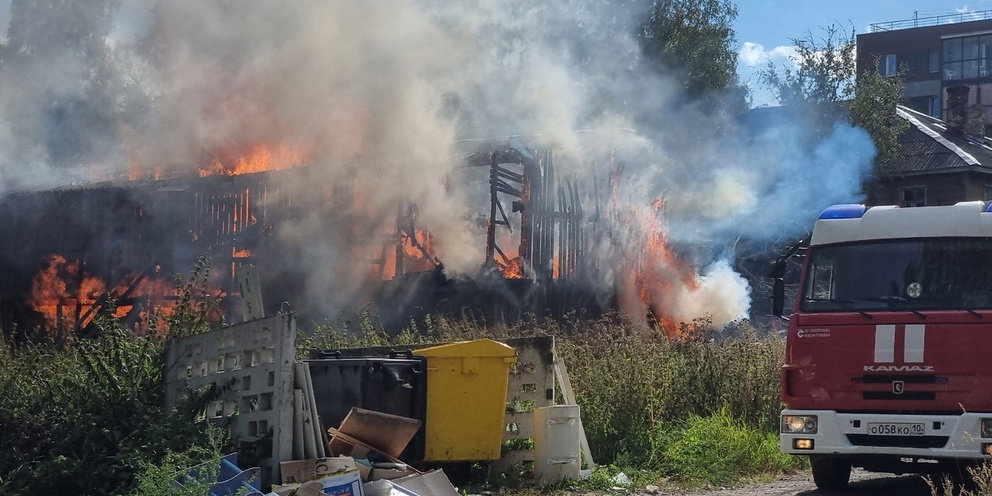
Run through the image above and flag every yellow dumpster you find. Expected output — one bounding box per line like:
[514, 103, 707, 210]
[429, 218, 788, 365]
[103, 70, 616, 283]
[418, 339, 517, 461]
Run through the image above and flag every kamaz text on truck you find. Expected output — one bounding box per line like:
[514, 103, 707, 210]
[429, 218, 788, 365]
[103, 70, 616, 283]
[773, 201, 992, 491]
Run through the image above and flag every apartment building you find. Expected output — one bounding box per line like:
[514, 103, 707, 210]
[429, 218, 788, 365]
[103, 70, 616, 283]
[857, 11, 992, 125]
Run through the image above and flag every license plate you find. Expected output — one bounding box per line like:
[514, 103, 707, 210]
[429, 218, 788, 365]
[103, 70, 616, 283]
[867, 422, 925, 436]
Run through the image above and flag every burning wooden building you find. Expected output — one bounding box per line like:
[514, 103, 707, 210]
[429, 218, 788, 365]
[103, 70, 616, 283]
[0, 143, 618, 340]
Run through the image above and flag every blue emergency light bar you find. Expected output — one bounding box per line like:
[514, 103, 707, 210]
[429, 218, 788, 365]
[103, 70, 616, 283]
[818, 204, 866, 219]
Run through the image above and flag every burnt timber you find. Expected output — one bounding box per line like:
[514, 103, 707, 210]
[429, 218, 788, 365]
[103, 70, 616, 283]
[0, 146, 610, 339]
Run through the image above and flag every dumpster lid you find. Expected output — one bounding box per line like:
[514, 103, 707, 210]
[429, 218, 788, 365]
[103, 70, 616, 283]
[416, 339, 516, 358]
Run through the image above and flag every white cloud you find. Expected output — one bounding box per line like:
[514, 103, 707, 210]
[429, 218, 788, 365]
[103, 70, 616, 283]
[739, 41, 799, 67]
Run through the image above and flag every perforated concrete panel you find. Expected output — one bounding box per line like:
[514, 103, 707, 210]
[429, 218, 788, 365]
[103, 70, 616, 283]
[165, 312, 297, 487]
[497, 336, 557, 470]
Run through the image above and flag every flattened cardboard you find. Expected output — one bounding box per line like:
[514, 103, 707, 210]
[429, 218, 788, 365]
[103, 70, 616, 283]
[361, 480, 421, 496]
[393, 469, 459, 496]
[369, 463, 414, 481]
[327, 428, 405, 466]
[328, 408, 422, 459]
[280, 456, 358, 484]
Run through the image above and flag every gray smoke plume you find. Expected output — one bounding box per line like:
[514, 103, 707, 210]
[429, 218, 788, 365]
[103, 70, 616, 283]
[0, 0, 876, 327]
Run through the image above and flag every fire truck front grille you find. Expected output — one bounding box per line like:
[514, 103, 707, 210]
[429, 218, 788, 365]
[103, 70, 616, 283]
[857, 374, 938, 384]
[863, 391, 936, 401]
[846, 434, 949, 449]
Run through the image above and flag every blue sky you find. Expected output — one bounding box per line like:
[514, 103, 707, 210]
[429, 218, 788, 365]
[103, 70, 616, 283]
[735, 1, 992, 106]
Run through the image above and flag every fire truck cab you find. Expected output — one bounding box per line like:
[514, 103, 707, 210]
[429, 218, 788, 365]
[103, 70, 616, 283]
[776, 201, 992, 490]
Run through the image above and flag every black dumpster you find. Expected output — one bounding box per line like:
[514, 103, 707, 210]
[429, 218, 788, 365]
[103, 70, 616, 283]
[306, 350, 427, 461]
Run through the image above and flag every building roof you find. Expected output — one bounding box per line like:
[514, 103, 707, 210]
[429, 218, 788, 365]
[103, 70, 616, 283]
[868, 10, 992, 33]
[877, 106, 992, 177]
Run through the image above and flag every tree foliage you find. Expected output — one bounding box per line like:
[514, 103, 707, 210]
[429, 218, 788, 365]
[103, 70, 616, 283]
[638, 0, 746, 110]
[850, 60, 909, 166]
[759, 22, 908, 166]
[759, 23, 856, 106]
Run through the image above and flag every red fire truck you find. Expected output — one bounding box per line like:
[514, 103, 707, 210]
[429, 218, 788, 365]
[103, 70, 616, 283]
[773, 201, 992, 490]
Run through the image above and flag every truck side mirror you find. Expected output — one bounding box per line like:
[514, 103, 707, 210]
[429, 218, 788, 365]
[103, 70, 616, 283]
[770, 258, 786, 317]
[773, 277, 785, 317]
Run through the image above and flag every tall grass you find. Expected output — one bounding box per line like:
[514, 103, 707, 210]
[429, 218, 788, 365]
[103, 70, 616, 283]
[1, 294, 797, 492]
[0, 318, 225, 495]
[929, 462, 992, 496]
[306, 311, 800, 484]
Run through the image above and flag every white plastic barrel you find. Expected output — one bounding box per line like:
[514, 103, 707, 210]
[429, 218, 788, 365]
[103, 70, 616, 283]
[533, 405, 581, 484]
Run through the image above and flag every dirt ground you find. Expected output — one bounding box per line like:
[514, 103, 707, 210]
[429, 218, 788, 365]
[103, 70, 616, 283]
[633, 468, 935, 496]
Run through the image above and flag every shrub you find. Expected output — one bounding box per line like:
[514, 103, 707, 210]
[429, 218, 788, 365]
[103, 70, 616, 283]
[552, 315, 785, 465]
[0, 261, 226, 495]
[657, 408, 805, 486]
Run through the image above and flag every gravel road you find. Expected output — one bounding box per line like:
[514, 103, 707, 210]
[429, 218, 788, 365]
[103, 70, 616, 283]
[639, 468, 935, 496]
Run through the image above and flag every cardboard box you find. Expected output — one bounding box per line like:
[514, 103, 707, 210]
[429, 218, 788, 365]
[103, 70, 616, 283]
[280, 456, 358, 484]
[315, 467, 364, 496]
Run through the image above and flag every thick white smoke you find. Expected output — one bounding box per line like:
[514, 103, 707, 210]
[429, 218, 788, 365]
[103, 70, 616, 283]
[0, 0, 876, 328]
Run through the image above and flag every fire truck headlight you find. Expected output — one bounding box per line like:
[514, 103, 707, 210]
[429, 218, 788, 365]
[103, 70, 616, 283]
[981, 418, 992, 438]
[782, 415, 817, 434]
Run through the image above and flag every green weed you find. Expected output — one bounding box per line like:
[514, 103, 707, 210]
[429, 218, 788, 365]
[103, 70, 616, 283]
[0, 261, 226, 495]
[656, 408, 806, 486]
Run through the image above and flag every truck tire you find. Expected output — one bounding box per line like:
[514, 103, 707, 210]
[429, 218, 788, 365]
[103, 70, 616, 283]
[811, 456, 850, 491]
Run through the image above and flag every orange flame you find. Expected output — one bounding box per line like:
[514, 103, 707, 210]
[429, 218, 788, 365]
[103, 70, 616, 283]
[29, 255, 106, 332]
[501, 257, 526, 279]
[199, 142, 308, 177]
[378, 229, 440, 280]
[620, 198, 702, 338]
[233, 247, 252, 258]
[29, 255, 182, 336]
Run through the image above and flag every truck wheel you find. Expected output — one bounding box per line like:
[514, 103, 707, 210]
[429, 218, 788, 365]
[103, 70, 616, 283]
[811, 456, 850, 491]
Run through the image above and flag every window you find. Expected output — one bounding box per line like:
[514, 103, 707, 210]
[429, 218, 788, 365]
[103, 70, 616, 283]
[800, 238, 992, 312]
[984, 185, 992, 200]
[943, 34, 992, 79]
[881, 54, 897, 77]
[929, 96, 941, 118]
[945, 38, 963, 79]
[901, 186, 926, 207]
[930, 49, 939, 73]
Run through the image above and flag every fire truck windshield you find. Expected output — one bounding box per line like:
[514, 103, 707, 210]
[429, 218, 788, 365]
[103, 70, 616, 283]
[801, 237, 992, 312]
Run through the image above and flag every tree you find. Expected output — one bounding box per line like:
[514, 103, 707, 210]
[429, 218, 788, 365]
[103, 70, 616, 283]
[638, 0, 747, 111]
[760, 23, 907, 166]
[759, 23, 856, 106]
[849, 60, 908, 166]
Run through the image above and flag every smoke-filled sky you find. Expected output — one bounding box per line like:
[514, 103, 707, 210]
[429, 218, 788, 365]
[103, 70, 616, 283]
[0, 0, 877, 327]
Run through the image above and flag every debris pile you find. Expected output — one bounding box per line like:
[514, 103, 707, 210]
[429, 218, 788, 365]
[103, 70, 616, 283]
[165, 313, 593, 494]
